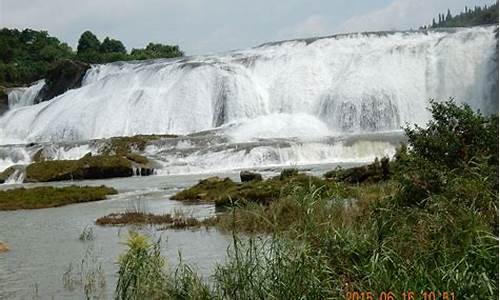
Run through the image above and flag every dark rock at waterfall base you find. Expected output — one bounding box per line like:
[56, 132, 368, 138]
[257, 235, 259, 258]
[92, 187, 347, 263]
[324, 157, 391, 184]
[240, 170, 263, 182]
[35, 59, 90, 103]
[0, 87, 9, 115]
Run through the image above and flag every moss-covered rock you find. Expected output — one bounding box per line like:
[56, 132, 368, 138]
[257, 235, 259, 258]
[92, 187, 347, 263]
[100, 134, 177, 156]
[324, 157, 391, 184]
[0, 166, 18, 183]
[126, 153, 149, 164]
[172, 177, 240, 203]
[24, 153, 153, 183]
[0, 185, 117, 210]
[172, 171, 329, 207]
[240, 170, 263, 182]
[32, 148, 47, 163]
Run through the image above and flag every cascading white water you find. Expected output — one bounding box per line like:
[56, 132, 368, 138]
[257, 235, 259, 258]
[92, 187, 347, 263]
[0, 26, 496, 177]
[0, 26, 497, 144]
[6, 80, 45, 109]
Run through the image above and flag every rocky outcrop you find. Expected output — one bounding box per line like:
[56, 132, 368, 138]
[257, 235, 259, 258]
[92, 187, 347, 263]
[240, 170, 263, 182]
[35, 60, 90, 103]
[0, 86, 9, 115]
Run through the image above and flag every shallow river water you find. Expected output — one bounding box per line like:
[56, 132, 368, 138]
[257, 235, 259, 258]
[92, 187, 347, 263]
[0, 173, 241, 300]
[0, 163, 354, 299]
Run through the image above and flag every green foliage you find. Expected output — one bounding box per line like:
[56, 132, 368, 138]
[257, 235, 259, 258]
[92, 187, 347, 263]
[424, 2, 498, 29]
[0, 28, 73, 85]
[99, 37, 126, 54]
[395, 99, 498, 205]
[0, 28, 184, 86]
[77, 31, 101, 54]
[116, 232, 211, 300]
[214, 237, 336, 299]
[0, 185, 117, 210]
[131, 43, 183, 60]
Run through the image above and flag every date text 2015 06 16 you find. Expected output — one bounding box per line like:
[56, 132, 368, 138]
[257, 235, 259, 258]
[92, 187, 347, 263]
[345, 291, 456, 300]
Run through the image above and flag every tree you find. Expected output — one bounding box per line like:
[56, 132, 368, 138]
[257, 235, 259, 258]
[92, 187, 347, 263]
[446, 9, 452, 21]
[77, 31, 101, 54]
[100, 37, 126, 54]
[131, 42, 183, 60]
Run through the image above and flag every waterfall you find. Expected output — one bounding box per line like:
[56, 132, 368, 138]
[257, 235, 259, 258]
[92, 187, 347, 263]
[0, 26, 496, 175]
[0, 26, 497, 144]
[7, 80, 45, 109]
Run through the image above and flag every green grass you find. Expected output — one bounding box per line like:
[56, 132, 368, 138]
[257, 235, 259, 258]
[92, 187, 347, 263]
[0, 185, 117, 210]
[115, 175, 498, 299]
[95, 211, 217, 229]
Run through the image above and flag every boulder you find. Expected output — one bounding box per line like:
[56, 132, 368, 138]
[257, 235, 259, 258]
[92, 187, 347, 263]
[35, 59, 90, 103]
[240, 170, 263, 182]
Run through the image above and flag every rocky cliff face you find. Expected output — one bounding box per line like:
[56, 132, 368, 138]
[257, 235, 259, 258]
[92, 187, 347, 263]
[34, 60, 90, 103]
[0, 87, 8, 115]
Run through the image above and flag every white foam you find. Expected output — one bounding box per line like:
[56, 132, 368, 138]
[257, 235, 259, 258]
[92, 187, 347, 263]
[152, 139, 397, 176]
[226, 113, 332, 142]
[7, 80, 45, 109]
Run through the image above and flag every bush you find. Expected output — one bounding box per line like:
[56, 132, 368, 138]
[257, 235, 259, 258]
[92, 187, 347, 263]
[394, 99, 498, 206]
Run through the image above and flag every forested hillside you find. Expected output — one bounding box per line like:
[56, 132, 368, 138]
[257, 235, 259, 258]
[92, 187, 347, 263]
[0, 29, 183, 86]
[423, 2, 498, 29]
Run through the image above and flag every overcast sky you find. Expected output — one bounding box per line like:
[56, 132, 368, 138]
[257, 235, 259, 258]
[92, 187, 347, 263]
[0, 0, 495, 55]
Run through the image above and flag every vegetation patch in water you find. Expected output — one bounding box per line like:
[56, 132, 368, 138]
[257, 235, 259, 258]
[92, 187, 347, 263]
[171, 170, 333, 207]
[96, 211, 217, 229]
[0, 185, 117, 210]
